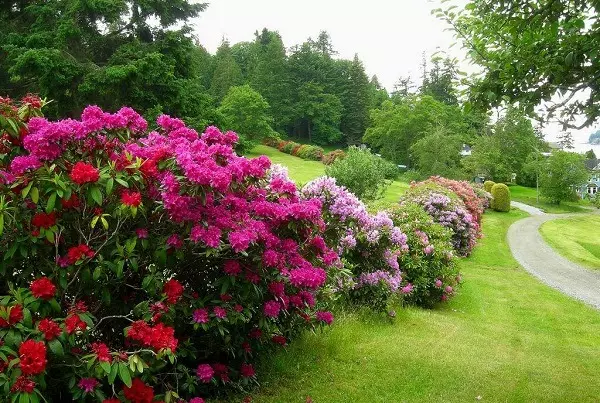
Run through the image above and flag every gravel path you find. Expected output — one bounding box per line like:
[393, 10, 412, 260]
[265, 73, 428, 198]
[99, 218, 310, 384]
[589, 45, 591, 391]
[508, 202, 600, 309]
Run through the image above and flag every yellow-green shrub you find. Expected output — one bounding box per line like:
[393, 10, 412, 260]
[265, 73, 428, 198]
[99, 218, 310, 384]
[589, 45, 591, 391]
[491, 183, 511, 212]
[484, 180, 495, 193]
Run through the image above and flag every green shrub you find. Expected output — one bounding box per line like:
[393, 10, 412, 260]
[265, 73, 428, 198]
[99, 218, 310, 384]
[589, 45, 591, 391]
[491, 183, 511, 212]
[388, 203, 460, 307]
[297, 144, 324, 161]
[282, 140, 298, 154]
[484, 180, 495, 193]
[325, 146, 392, 201]
[322, 149, 346, 165]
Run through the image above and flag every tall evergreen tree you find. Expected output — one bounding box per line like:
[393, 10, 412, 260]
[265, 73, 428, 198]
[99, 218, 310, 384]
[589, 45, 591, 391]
[340, 54, 372, 145]
[249, 29, 292, 132]
[369, 75, 389, 110]
[210, 39, 243, 102]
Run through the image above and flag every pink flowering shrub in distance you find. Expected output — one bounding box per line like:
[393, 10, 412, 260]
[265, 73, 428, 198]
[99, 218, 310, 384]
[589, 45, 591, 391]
[425, 176, 488, 225]
[401, 182, 480, 257]
[0, 100, 338, 402]
[302, 177, 410, 312]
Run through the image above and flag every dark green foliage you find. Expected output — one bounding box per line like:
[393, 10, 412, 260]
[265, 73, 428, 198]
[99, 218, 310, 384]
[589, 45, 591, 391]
[340, 55, 372, 145]
[585, 149, 597, 160]
[483, 180, 495, 193]
[540, 151, 588, 204]
[491, 183, 511, 212]
[325, 146, 393, 201]
[1, 0, 208, 119]
[210, 40, 243, 102]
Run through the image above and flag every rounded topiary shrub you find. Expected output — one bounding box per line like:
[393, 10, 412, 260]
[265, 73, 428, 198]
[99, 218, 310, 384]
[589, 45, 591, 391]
[491, 183, 511, 212]
[0, 101, 339, 402]
[483, 180, 495, 193]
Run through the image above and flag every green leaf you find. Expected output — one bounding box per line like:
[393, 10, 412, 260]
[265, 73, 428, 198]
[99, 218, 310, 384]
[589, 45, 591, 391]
[30, 187, 39, 204]
[115, 178, 129, 188]
[106, 178, 114, 195]
[48, 339, 64, 357]
[0, 215, 4, 237]
[21, 182, 33, 199]
[108, 363, 118, 384]
[90, 187, 103, 206]
[91, 216, 99, 229]
[101, 217, 109, 230]
[118, 363, 132, 387]
[45, 230, 54, 243]
[45, 193, 56, 214]
[100, 361, 111, 374]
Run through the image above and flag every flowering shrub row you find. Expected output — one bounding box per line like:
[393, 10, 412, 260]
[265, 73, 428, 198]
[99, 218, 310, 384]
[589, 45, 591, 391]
[0, 100, 339, 402]
[302, 177, 411, 312]
[263, 138, 324, 161]
[321, 149, 346, 165]
[400, 182, 481, 257]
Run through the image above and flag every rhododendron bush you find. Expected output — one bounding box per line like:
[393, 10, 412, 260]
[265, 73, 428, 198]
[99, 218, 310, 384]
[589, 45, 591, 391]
[0, 99, 338, 401]
[400, 182, 481, 257]
[302, 177, 410, 312]
[388, 204, 460, 307]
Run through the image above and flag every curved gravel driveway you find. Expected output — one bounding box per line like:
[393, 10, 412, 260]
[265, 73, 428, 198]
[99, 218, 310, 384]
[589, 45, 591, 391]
[507, 201, 600, 309]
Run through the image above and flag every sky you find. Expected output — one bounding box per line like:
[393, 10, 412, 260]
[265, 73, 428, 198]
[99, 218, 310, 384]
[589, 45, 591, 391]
[191, 0, 598, 148]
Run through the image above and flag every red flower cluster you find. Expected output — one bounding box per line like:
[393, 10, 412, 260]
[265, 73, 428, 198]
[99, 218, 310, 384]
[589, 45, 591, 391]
[19, 339, 47, 376]
[123, 378, 154, 403]
[127, 321, 178, 352]
[31, 212, 57, 229]
[121, 190, 142, 207]
[65, 314, 87, 334]
[69, 162, 99, 185]
[10, 376, 35, 394]
[0, 304, 23, 328]
[162, 279, 183, 304]
[30, 277, 56, 300]
[38, 318, 61, 340]
[65, 244, 95, 265]
[61, 194, 81, 209]
[91, 342, 111, 362]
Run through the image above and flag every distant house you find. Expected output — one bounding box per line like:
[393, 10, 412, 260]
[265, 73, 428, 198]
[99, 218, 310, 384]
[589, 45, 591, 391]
[460, 144, 472, 157]
[577, 158, 600, 198]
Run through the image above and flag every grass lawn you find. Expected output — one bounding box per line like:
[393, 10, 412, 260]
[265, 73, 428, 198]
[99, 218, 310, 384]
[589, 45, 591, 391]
[540, 215, 600, 269]
[509, 184, 589, 213]
[240, 210, 600, 402]
[246, 145, 409, 204]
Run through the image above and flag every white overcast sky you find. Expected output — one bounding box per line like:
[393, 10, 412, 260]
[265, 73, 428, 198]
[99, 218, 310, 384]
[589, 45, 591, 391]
[192, 0, 597, 148]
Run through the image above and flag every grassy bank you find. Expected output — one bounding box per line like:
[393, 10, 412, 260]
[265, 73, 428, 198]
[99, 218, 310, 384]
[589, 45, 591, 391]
[540, 215, 600, 269]
[246, 145, 409, 204]
[509, 184, 589, 213]
[241, 210, 600, 402]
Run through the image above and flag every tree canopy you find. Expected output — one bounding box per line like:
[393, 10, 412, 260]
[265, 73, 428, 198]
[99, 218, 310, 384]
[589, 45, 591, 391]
[439, 0, 600, 129]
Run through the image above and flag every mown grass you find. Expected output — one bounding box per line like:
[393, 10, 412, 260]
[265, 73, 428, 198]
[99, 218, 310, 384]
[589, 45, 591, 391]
[540, 214, 600, 269]
[246, 145, 408, 204]
[509, 184, 589, 213]
[239, 210, 600, 402]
